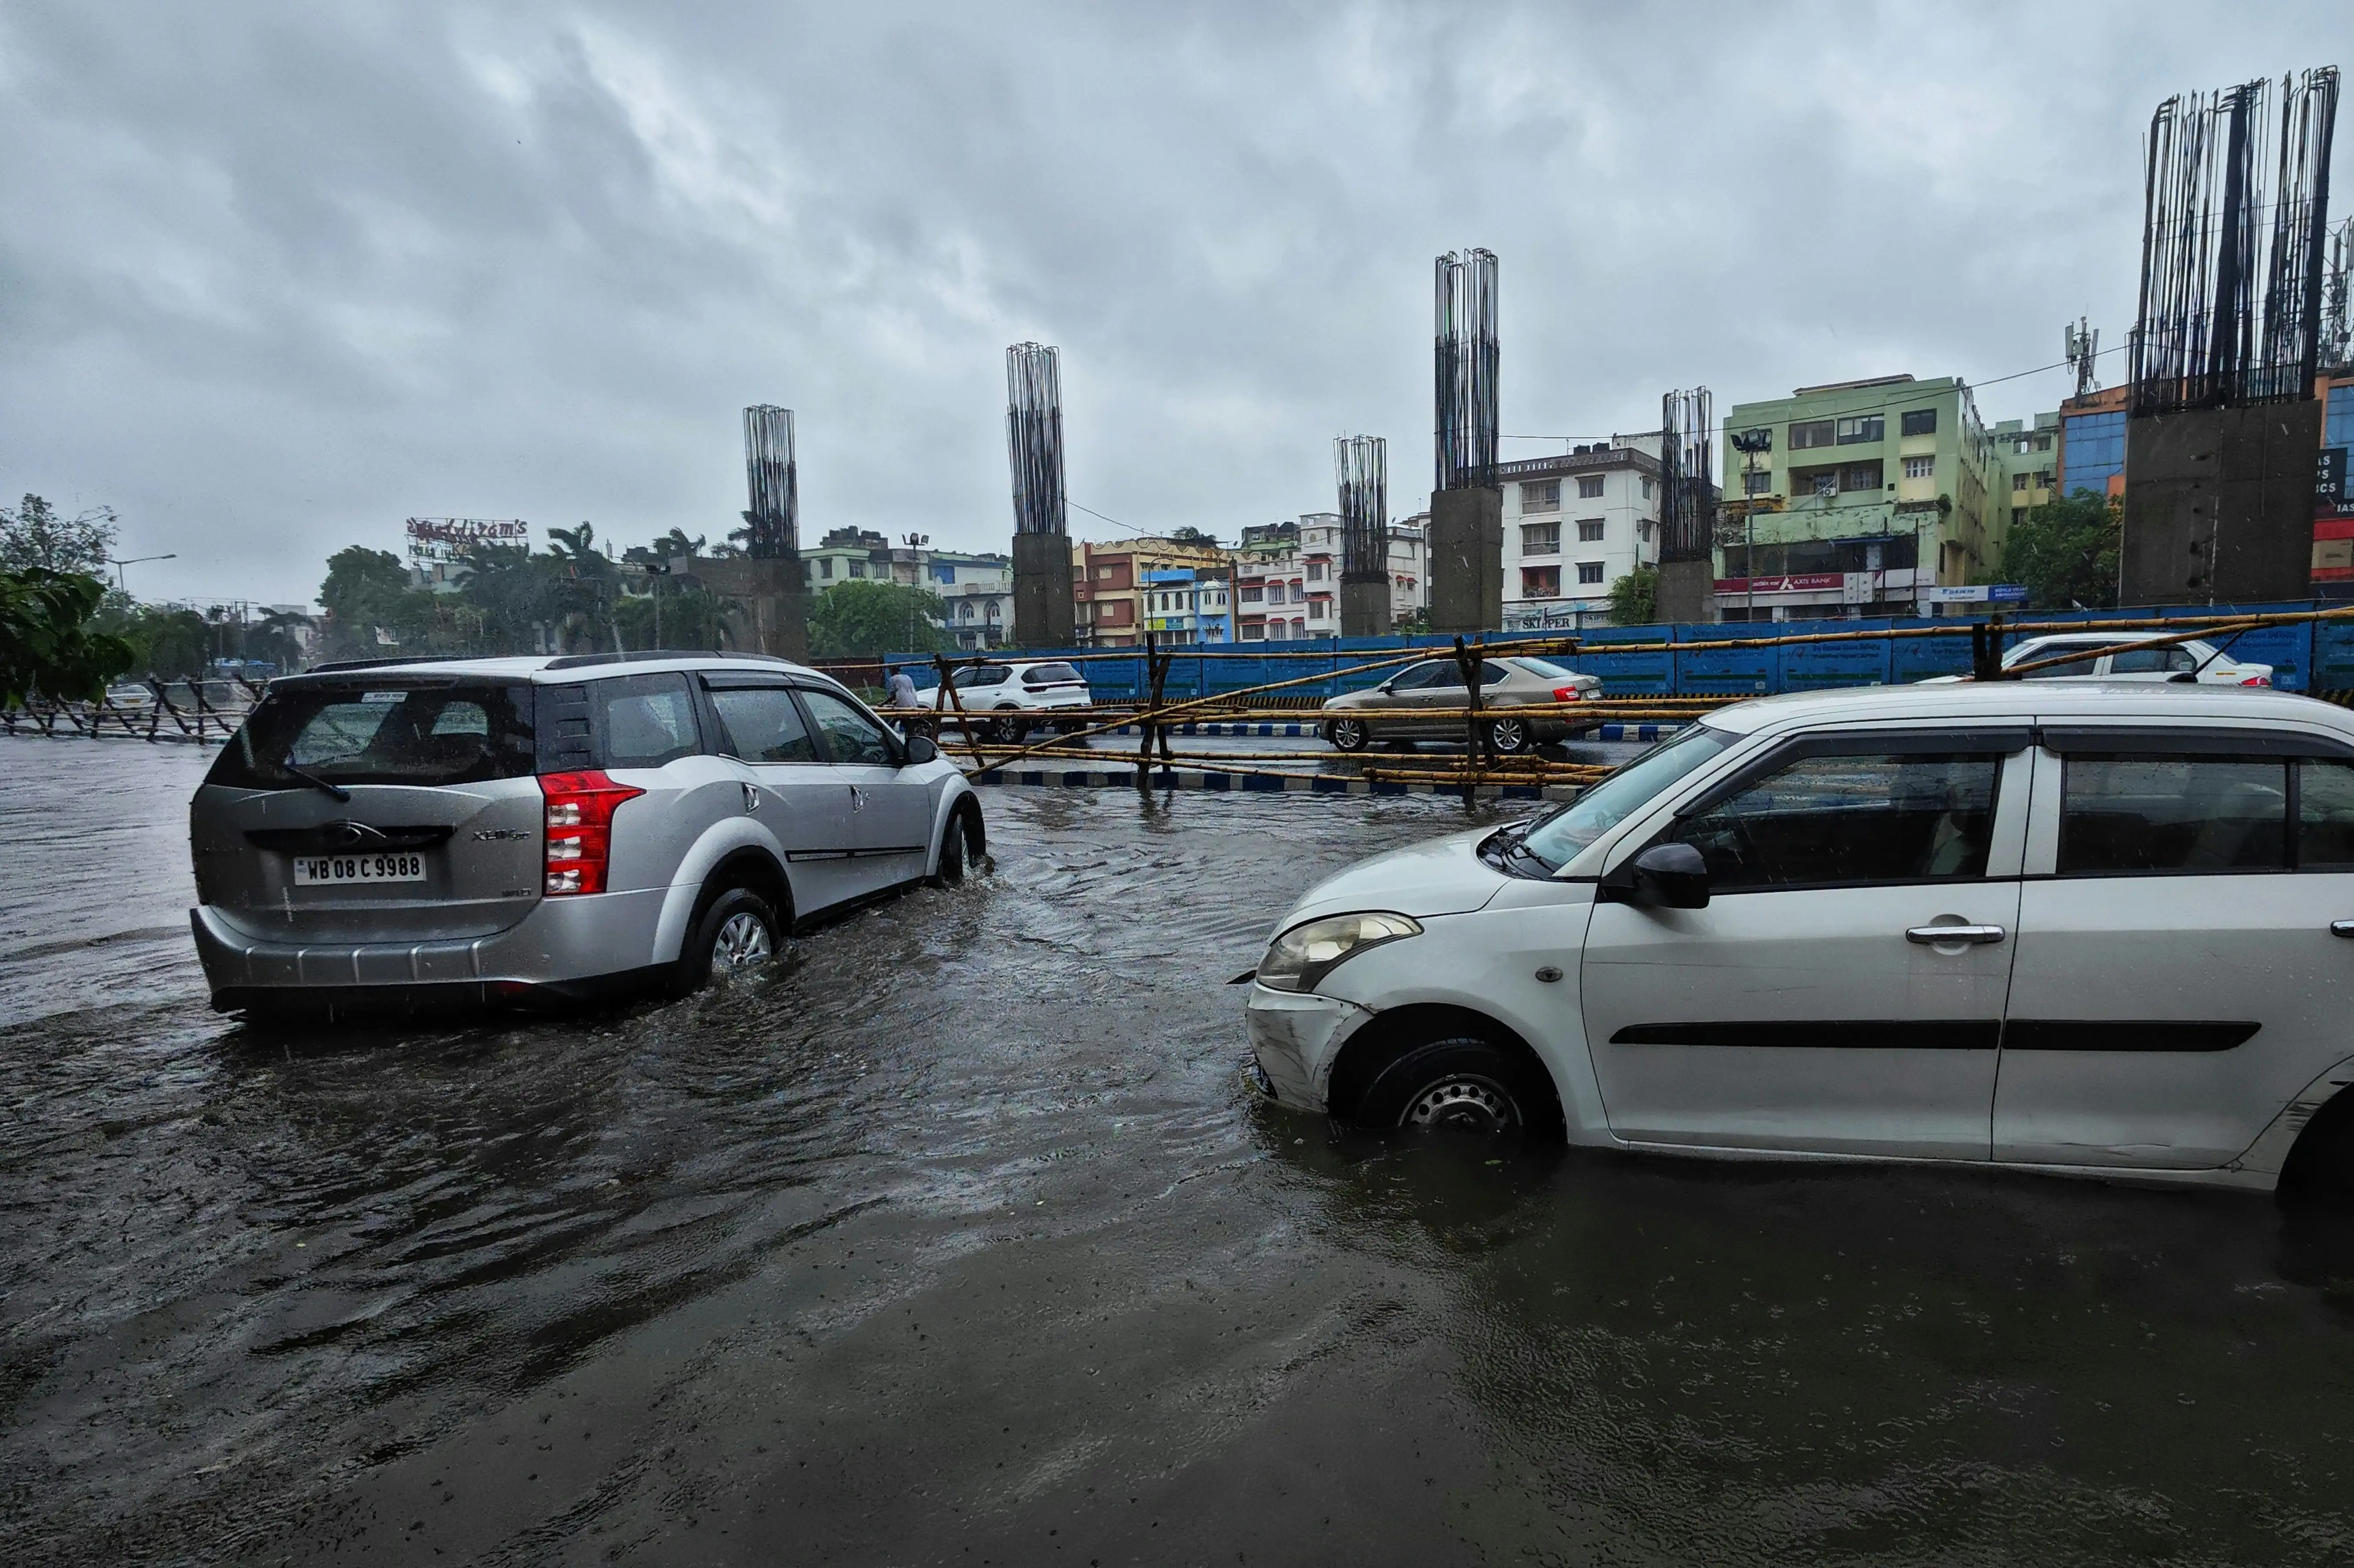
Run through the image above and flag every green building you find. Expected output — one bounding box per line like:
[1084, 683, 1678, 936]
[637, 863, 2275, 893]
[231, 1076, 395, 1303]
[1717, 374, 2006, 620]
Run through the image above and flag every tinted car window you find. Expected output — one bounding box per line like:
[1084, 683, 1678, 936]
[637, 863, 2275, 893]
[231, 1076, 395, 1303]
[2108, 646, 2196, 674]
[1665, 751, 2004, 891]
[2017, 647, 2102, 679]
[1387, 662, 1445, 691]
[1021, 663, 1083, 685]
[2302, 760, 2354, 869]
[207, 683, 534, 789]
[2058, 756, 2287, 874]
[800, 689, 896, 765]
[596, 673, 700, 769]
[953, 666, 1009, 689]
[708, 686, 819, 762]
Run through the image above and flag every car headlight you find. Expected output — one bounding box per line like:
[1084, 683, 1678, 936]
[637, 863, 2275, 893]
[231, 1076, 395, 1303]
[1255, 912, 1422, 993]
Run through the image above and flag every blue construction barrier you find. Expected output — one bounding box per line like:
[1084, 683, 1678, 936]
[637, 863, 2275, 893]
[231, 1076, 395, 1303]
[889, 601, 2335, 702]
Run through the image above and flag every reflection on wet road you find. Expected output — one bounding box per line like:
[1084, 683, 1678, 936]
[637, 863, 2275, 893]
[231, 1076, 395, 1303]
[6, 735, 2354, 1565]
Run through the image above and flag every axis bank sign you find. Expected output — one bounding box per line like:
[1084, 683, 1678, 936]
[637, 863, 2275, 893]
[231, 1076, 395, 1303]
[1711, 573, 1845, 595]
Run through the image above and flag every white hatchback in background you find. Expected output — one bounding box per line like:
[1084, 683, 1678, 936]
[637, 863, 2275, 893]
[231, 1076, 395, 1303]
[1243, 680, 2354, 1197]
[925, 660, 1094, 742]
[1922, 632, 2274, 686]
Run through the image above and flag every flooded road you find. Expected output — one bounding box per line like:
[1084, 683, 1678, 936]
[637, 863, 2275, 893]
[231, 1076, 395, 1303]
[7, 734, 2354, 1565]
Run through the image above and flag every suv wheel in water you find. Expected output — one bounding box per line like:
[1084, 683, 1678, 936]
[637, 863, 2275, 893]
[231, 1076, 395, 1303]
[990, 711, 1027, 745]
[680, 886, 780, 992]
[1328, 717, 1368, 752]
[1355, 1035, 1537, 1134]
[930, 802, 984, 887]
[1487, 717, 1531, 755]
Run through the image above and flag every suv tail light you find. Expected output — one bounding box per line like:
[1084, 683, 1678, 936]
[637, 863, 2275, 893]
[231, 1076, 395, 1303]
[1551, 686, 1585, 702]
[539, 771, 644, 895]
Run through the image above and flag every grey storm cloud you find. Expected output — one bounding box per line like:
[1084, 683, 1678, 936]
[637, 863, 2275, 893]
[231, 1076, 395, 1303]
[0, 0, 2347, 604]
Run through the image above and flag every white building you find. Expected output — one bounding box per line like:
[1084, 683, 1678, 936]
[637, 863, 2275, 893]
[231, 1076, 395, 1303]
[1236, 514, 1428, 640]
[1498, 440, 1663, 631]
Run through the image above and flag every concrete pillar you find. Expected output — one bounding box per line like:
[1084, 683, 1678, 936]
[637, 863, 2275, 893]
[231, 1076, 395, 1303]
[2121, 401, 2321, 605]
[1427, 487, 1503, 633]
[1340, 577, 1391, 638]
[1012, 532, 1075, 650]
[1653, 559, 1714, 626]
[690, 555, 807, 660]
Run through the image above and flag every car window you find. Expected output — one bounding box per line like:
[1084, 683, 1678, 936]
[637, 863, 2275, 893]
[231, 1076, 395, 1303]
[212, 683, 535, 789]
[1478, 661, 1509, 685]
[2302, 761, 2354, 869]
[596, 674, 701, 768]
[1387, 662, 1443, 691]
[2107, 646, 2196, 674]
[2058, 755, 2287, 874]
[800, 688, 897, 765]
[2013, 643, 2102, 679]
[1663, 749, 2006, 892]
[1022, 663, 1083, 685]
[708, 686, 820, 763]
[1515, 657, 1579, 681]
[1516, 723, 1737, 868]
[953, 666, 1008, 689]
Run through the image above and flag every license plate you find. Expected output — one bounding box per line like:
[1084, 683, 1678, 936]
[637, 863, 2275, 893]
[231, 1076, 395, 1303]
[292, 852, 428, 885]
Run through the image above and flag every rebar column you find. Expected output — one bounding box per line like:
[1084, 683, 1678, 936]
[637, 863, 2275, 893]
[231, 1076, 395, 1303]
[1429, 249, 1502, 634]
[739, 405, 808, 659]
[1337, 435, 1391, 637]
[1006, 343, 1075, 649]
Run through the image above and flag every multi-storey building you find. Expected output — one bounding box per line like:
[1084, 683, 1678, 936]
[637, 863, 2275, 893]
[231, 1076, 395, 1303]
[803, 527, 890, 589]
[1234, 524, 1307, 641]
[1235, 515, 1427, 639]
[1993, 414, 2061, 534]
[1072, 537, 1226, 648]
[1717, 374, 2004, 621]
[1137, 567, 1234, 645]
[1498, 441, 1664, 631]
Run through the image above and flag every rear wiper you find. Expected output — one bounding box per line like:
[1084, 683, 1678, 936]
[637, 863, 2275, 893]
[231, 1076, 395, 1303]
[274, 762, 351, 803]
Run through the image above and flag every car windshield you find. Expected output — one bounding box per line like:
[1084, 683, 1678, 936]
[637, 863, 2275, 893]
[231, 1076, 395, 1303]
[1514, 722, 1738, 871]
[207, 681, 537, 789]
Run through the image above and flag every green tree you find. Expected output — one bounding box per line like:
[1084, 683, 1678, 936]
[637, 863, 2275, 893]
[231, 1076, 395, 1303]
[1607, 565, 1659, 626]
[1, 494, 119, 574]
[319, 545, 437, 657]
[807, 579, 951, 657]
[1166, 526, 1221, 548]
[1, 568, 135, 705]
[1997, 492, 2120, 609]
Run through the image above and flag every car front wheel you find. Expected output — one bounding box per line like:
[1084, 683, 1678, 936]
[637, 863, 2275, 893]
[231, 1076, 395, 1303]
[1354, 1036, 1538, 1134]
[1328, 717, 1369, 752]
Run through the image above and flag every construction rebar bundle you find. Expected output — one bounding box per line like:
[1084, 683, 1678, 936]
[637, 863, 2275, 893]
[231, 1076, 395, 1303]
[740, 405, 799, 559]
[2325, 216, 2354, 374]
[1337, 436, 1389, 582]
[2132, 69, 2340, 414]
[1005, 343, 1068, 537]
[1658, 388, 1715, 565]
[1433, 249, 1499, 493]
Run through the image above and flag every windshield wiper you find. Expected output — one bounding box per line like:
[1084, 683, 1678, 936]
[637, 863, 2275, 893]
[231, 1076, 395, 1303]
[274, 762, 351, 803]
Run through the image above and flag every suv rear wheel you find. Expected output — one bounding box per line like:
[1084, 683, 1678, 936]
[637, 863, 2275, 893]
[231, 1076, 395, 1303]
[679, 886, 781, 993]
[930, 800, 984, 886]
[990, 711, 1027, 744]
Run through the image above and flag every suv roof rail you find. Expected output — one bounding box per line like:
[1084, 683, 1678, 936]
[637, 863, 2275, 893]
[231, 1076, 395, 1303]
[303, 654, 490, 674]
[541, 650, 791, 671]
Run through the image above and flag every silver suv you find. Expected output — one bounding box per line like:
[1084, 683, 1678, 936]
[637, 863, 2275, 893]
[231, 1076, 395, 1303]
[188, 652, 983, 1019]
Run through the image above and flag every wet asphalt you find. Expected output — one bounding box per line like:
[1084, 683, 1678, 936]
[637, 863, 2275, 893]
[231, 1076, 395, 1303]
[7, 735, 2354, 1566]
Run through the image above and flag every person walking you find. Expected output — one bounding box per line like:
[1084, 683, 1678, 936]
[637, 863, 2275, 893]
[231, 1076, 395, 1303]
[884, 666, 928, 737]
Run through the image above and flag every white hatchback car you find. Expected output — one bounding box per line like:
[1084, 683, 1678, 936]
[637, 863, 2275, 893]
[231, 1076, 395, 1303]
[1923, 631, 2274, 686]
[1245, 682, 2354, 1194]
[925, 660, 1093, 742]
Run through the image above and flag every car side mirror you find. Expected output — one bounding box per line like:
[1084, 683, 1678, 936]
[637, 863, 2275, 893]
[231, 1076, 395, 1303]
[1628, 843, 1709, 909]
[901, 734, 938, 765]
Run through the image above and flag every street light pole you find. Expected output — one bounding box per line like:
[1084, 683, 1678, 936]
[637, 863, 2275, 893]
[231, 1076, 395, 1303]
[105, 552, 176, 595]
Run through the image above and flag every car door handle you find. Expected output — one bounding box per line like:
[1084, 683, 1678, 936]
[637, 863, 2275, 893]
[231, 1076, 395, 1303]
[2332, 920, 2354, 938]
[1905, 924, 2006, 946]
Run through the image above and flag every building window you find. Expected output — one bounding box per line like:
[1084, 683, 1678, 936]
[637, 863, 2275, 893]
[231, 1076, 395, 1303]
[1577, 475, 1606, 499]
[2034, 434, 2053, 451]
[1812, 473, 1839, 497]
[1306, 561, 1325, 581]
[1520, 521, 1561, 555]
[1576, 561, 1606, 585]
[2038, 469, 2055, 490]
[1641, 477, 1654, 499]
[820, 558, 834, 579]
[1836, 415, 1885, 444]
[1097, 565, 1114, 580]
[2013, 471, 2030, 493]
[1521, 565, 1561, 599]
[849, 561, 866, 577]
[1521, 480, 1561, 513]
[1900, 408, 1938, 437]
[1308, 600, 1327, 620]
[1790, 419, 1836, 449]
[1291, 583, 1306, 602]
[1842, 462, 1884, 491]
[1577, 519, 1606, 543]
[1744, 470, 1774, 494]
[2012, 507, 2026, 527]
[1903, 455, 1935, 479]
[1240, 585, 1262, 602]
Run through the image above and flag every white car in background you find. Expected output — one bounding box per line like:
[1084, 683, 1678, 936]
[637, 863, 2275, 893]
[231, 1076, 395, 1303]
[1923, 632, 2273, 686]
[925, 660, 1094, 742]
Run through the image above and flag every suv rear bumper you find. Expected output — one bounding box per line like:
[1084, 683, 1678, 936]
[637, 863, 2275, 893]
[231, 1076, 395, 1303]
[190, 887, 670, 1012]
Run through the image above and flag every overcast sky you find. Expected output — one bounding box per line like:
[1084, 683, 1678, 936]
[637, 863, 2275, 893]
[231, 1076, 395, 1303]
[3, 2, 2350, 605]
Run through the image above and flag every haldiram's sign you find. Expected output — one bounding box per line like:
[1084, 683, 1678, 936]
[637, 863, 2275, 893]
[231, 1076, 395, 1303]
[404, 517, 531, 562]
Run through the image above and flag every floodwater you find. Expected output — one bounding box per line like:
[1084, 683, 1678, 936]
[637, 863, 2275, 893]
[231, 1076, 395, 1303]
[7, 735, 2354, 1566]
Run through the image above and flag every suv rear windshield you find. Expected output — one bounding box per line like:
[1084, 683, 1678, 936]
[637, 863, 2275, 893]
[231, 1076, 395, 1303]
[207, 682, 536, 790]
[1022, 663, 1084, 686]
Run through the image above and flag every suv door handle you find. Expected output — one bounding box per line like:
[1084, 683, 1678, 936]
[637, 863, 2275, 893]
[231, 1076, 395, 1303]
[2332, 920, 2354, 938]
[1906, 924, 2006, 946]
